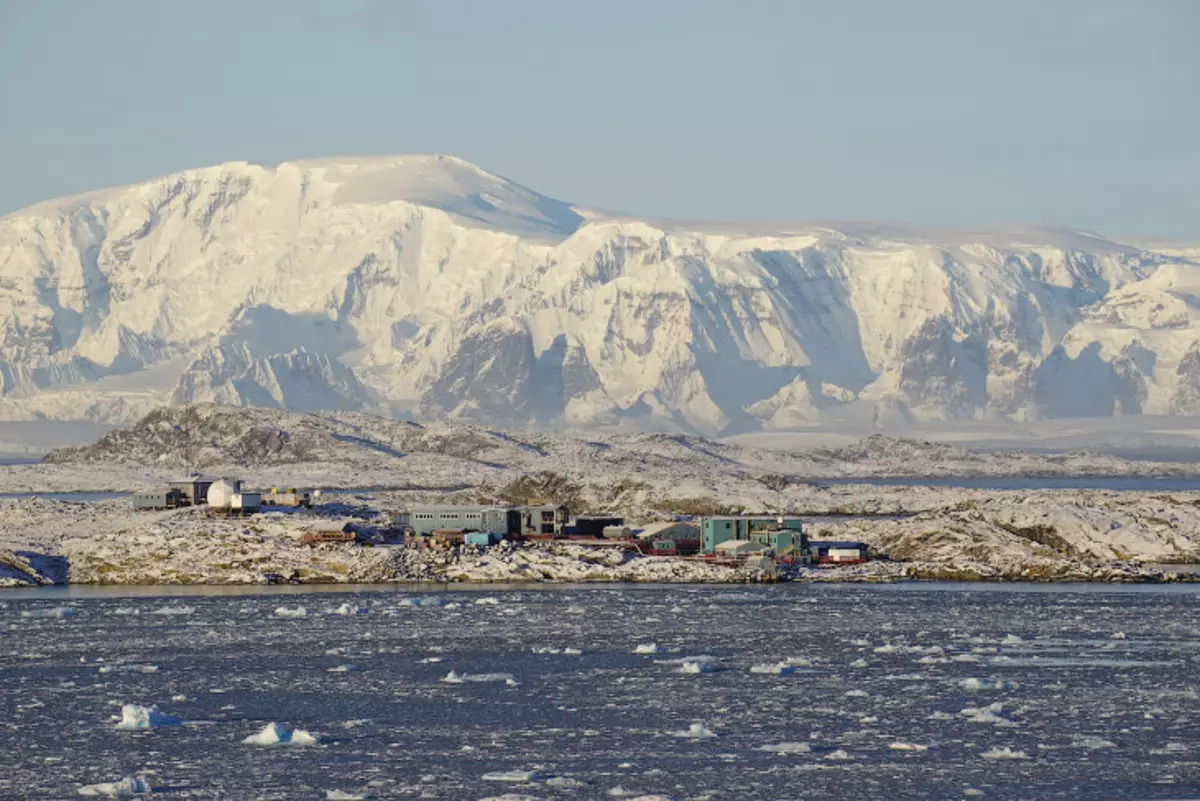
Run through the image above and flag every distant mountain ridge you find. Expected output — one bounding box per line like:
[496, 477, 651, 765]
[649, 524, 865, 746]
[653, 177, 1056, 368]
[2, 154, 1199, 433]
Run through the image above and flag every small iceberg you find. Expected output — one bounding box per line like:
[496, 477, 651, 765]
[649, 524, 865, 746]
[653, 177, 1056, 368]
[889, 742, 929, 751]
[21, 606, 77, 619]
[441, 670, 518, 686]
[77, 775, 151, 797]
[150, 605, 194, 616]
[672, 721, 717, 739]
[959, 677, 1019, 692]
[633, 643, 660, 654]
[481, 769, 545, 782]
[758, 742, 810, 754]
[959, 702, 1017, 726]
[397, 596, 445, 608]
[980, 746, 1027, 760]
[273, 606, 308, 618]
[115, 704, 181, 730]
[98, 664, 158, 675]
[332, 603, 368, 616]
[243, 722, 319, 746]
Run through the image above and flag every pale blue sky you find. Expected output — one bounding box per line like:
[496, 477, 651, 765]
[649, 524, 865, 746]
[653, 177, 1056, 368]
[1, 1, 1197, 238]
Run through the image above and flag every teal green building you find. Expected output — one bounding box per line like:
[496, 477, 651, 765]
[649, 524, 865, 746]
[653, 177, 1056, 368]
[700, 516, 805, 555]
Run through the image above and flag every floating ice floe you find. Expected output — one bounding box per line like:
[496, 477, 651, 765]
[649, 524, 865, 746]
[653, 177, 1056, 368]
[960, 702, 1017, 726]
[418, 656, 443, 663]
[77, 775, 151, 797]
[1070, 735, 1117, 750]
[531, 646, 583, 655]
[758, 742, 811, 754]
[655, 655, 720, 674]
[243, 722, 319, 746]
[1000, 634, 1024, 646]
[332, 603, 368, 616]
[21, 606, 77, 619]
[633, 643, 660, 654]
[850, 658, 868, 668]
[273, 606, 308, 618]
[98, 664, 158, 675]
[327, 664, 359, 673]
[1111, 631, 1127, 640]
[397, 597, 445, 608]
[115, 704, 181, 730]
[481, 770, 546, 782]
[844, 689, 869, 698]
[959, 677, 1019, 692]
[889, 742, 929, 751]
[150, 605, 194, 616]
[749, 657, 811, 675]
[475, 597, 500, 605]
[672, 721, 717, 739]
[824, 749, 853, 760]
[980, 746, 1028, 760]
[325, 791, 367, 801]
[442, 670, 518, 686]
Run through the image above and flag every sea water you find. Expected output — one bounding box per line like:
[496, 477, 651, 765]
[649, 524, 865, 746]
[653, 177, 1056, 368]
[2, 583, 1199, 799]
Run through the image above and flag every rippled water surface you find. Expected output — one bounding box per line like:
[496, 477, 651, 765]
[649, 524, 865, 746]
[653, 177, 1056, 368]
[3, 584, 1200, 799]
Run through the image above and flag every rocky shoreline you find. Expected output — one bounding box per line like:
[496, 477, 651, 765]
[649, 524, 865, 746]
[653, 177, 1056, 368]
[2, 490, 1199, 589]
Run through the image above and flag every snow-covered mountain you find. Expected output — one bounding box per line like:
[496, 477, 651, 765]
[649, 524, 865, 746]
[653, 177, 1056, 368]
[1, 154, 1198, 434]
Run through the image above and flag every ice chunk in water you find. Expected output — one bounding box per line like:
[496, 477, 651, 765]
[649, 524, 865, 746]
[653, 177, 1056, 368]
[332, 603, 367, 616]
[959, 677, 1019, 692]
[150, 605, 194, 616]
[758, 742, 811, 754]
[115, 704, 181, 730]
[242, 722, 318, 746]
[959, 702, 1016, 726]
[672, 721, 717, 738]
[273, 606, 308, 618]
[481, 770, 544, 782]
[980, 746, 1028, 760]
[889, 742, 929, 751]
[441, 670, 518, 686]
[633, 643, 660, 654]
[77, 775, 150, 797]
[21, 606, 77, 619]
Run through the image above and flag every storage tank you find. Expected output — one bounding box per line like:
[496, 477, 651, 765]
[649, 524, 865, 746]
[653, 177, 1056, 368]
[206, 479, 239, 509]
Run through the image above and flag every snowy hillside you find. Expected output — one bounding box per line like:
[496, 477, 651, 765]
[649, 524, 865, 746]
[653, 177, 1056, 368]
[2, 155, 1198, 433]
[25, 405, 1199, 505]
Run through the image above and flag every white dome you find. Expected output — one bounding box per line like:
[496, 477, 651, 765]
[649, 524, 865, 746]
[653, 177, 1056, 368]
[206, 479, 239, 508]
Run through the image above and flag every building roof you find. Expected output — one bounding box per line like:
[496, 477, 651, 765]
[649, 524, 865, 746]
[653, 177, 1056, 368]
[636, 521, 700, 539]
[704, 515, 803, 522]
[410, 504, 509, 513]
